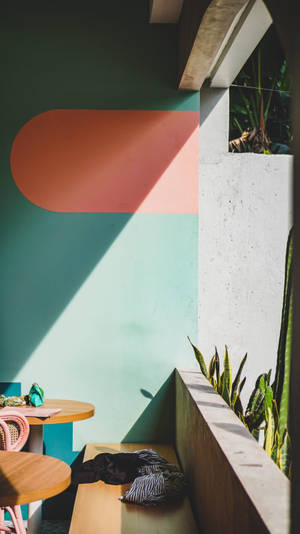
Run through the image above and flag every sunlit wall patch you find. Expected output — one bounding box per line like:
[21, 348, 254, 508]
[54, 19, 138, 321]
[10, 109, 199, 214]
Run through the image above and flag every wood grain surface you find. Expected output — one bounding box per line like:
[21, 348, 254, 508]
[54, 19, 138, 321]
[0, 451, 71, 506]
[69, 443, 199, 534]
[23, 399, 94, 425]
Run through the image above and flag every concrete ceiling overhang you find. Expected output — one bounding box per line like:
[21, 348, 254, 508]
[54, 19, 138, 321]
[150, 0, 272, 91]
[149, 0, 184, 23]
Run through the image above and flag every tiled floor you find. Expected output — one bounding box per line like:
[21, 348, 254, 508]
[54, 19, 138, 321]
[5, 520, 70, 533]
[41, 520, 70, 533]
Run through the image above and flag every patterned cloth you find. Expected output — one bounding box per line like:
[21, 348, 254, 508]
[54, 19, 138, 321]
[72, 448, 167, 485]
[120, 469, 187, 506]
[72, 448, 187, 506]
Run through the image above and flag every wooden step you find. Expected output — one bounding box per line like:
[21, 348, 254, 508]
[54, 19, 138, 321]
[69, 443, 199, 534]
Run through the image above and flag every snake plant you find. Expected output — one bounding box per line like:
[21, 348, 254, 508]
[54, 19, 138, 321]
[188, 339, 247, 422]
[189, 338, 292, 476]
[264, 394, 291, 477]
[272, 227, 293, 439]
[244, 371, 272, 439]
[263, 227, 293, 477]
[189, 228, 293, 477]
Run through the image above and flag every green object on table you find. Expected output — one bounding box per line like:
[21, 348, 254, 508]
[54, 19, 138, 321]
[29, 383, 44, 407]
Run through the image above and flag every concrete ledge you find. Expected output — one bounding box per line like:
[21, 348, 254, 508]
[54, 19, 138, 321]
[175, 369, 290, 534]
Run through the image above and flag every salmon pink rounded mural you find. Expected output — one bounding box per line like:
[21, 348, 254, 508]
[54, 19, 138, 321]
[10, 109, 199, 213]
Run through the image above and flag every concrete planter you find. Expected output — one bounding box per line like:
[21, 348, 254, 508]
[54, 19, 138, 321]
[175, 368, 290, 534]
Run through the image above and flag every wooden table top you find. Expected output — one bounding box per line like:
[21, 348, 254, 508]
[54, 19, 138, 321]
[0, 451, 71, 506]
[24, 399, 95, 425]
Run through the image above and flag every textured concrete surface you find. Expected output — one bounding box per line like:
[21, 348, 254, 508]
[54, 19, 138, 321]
[175, 369, 290, 534]
[198, 88, 293, 403]
[210, 0, 272, 87]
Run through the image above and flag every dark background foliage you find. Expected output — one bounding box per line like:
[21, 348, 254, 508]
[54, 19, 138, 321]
[229, 25, 292, 154]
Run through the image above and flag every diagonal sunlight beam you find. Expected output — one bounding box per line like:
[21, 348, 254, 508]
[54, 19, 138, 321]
[12, 131, 199, 448]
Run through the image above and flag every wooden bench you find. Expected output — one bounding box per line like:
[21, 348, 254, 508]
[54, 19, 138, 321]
[69, 443, 199, 533]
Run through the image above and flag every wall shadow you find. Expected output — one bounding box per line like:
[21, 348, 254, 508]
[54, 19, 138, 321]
[0, 2, 198, 382]
[0, 211, 131, 379]
[122, 373, 175, 444]
[42, 448, 85, 520]
[0, 467, 19, 508]
[200, 88, 227, 126]
[213, 422, 254, 440]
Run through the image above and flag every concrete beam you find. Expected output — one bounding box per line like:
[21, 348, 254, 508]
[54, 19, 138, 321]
[178, 0, 272, 91]
[149, 0, 184, 23]
[178, 0, 249, 90]
[210, 0, 272, 87]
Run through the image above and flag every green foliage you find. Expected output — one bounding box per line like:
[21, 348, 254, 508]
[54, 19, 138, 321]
[279, 430, 292, 477]
[187, 337, 208, 378]
[189, 340, 291, 477]
[272, 228, 293, 439]
[231, 353, 247, 406]
[189, 230, 293, 478]
[244, 372, 272, 437]
[264, 406, 275, 457]
[229, 25, 292, 154]
[188, 340, 248, 421]
[263, 393, 291, 478]
[263, 227, 293, 477]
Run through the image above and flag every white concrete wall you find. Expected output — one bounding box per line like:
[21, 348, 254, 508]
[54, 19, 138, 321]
[198, 88, 293, 403]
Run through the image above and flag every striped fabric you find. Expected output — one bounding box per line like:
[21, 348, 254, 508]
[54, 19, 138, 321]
[119, 450, 187, 506]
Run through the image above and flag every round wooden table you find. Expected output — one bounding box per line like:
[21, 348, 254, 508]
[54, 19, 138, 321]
[23, 399, 94, 534]
[26, 399, 95, 426]
[0, 450, 71, 506]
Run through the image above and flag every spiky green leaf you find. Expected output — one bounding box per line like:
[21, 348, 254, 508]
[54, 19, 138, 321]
[231, 353, 247, 404]
[259, 374, 267, 394]
[218, 372, 224, 395]
[208, 354, 216, 382]
[246, 373, 266, 413]
[233, 375, 246, 412]
[223, 345, 232, 395]
[271, 430, 281, 464]
[222, 381, 230, 406]
[233, 393, 244, 418]
[210, 378, 217, 391]
[188, 337, 208, 377]
[264, 407, 275, 457]
[279, 290, 293, 439]
[273, 228, 293, 417]
[266, 369, 272, 386]
[215, 347, 220, 386]
[245, 374, 268, 431]
[264, 385, 273, 421]
[238, 375, 246, 397]
[279, 430, 291, 477]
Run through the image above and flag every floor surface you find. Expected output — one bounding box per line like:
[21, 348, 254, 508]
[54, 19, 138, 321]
[5, 520, 70, 533]
[41, 520, 70, 533]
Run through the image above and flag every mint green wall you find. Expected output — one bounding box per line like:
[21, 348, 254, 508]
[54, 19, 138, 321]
[0, 2, 199, 450]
